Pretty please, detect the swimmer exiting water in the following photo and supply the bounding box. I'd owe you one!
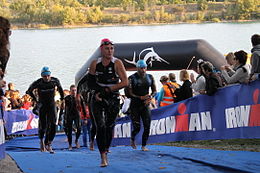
[27,67,64,154]
[86,38,128,167]
[125,60,157,151]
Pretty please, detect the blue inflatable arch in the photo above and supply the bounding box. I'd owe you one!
[75,39,226,88]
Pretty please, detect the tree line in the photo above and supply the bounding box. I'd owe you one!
[0,0,259,28]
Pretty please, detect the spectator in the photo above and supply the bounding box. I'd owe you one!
[221,50,250,84]
[157,75,176,107]
[21,94,32,110]
[175,69,193,102]
[225,52,236,67]
[81,104,91,148]
[190,59,206,96]
[201,61,222,96]
[168,73,180,88]
[9,90,23,109]
[249,34,260,81]
[3,89,11,111]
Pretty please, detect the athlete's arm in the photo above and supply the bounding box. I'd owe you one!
[110,59,128,91]
[55,78,64,100]
[150,75,157,97]
[26,80,39,101]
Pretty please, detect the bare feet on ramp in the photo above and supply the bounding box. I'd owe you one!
[100,153,108,167]
[89,141,94,151]
[46,144,55,154]
[40,141,46,152]
[141,146,149,151]
[76,142,80,149]
[130,139,137,149]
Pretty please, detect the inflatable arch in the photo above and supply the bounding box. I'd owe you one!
[75,39,226,88]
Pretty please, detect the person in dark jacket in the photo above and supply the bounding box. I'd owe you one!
[201,61,222,96]
[249,34,260,81]
[175,69,193,102]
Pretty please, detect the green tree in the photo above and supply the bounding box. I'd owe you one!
[10,0,38,24]
[0,0,11,18]
[233,0,259,20]
[86,6,103,23]
[197,0,208,11]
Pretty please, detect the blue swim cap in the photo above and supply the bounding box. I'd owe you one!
[41,66,51,76]
[136,60,147,68]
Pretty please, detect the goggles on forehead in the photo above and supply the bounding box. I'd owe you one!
[100,41,114,47]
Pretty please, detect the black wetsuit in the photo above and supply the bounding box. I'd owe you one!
[88,57,120,154]
[27,77,64,145]
[64,95,86,146]
[128,72,156,146]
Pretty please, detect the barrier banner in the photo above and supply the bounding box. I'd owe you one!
[3,109,39,136]
[0,100,5,159]
[112,80,260,146]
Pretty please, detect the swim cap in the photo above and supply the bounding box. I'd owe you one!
[100,38,114,47]
[136,60,147,68]
[41,66,51,76]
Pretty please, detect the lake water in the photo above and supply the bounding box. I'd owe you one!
[5,22,260,94]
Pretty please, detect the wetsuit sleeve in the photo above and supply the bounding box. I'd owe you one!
[80,96,87,116]
[55,78,64,100]
[26,80,39,101]
[64,96,70,122]
[150,75,157,97]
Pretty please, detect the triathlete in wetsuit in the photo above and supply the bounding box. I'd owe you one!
[125,60,157,151]
[64,84,86,150]
[26,66,64,153]
[87,38,128,167]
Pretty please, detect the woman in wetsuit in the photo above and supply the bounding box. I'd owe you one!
[87,38,128,167]
[125,60,157,151]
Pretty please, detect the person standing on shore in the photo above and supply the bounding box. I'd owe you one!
[26,66,64,153]
[86,38,128,167]
[249,34,260,81]
[125,60,157,151]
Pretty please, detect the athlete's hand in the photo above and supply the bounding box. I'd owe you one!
[99,87,111,98]
[140,94,151,100]
[144,97,152,106]
[95,93,102,102]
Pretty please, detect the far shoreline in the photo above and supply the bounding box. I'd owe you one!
[11,19,260,30]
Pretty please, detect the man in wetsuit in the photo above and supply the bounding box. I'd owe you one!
[64,84,86,150]
[27,66,64,153]
[125,60,157,151]
[86,38,128,167]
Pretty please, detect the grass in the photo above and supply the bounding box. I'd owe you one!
[156,139,260,152]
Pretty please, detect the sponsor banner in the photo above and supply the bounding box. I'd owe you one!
[3,109,39,135]
[112,80,260,146]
